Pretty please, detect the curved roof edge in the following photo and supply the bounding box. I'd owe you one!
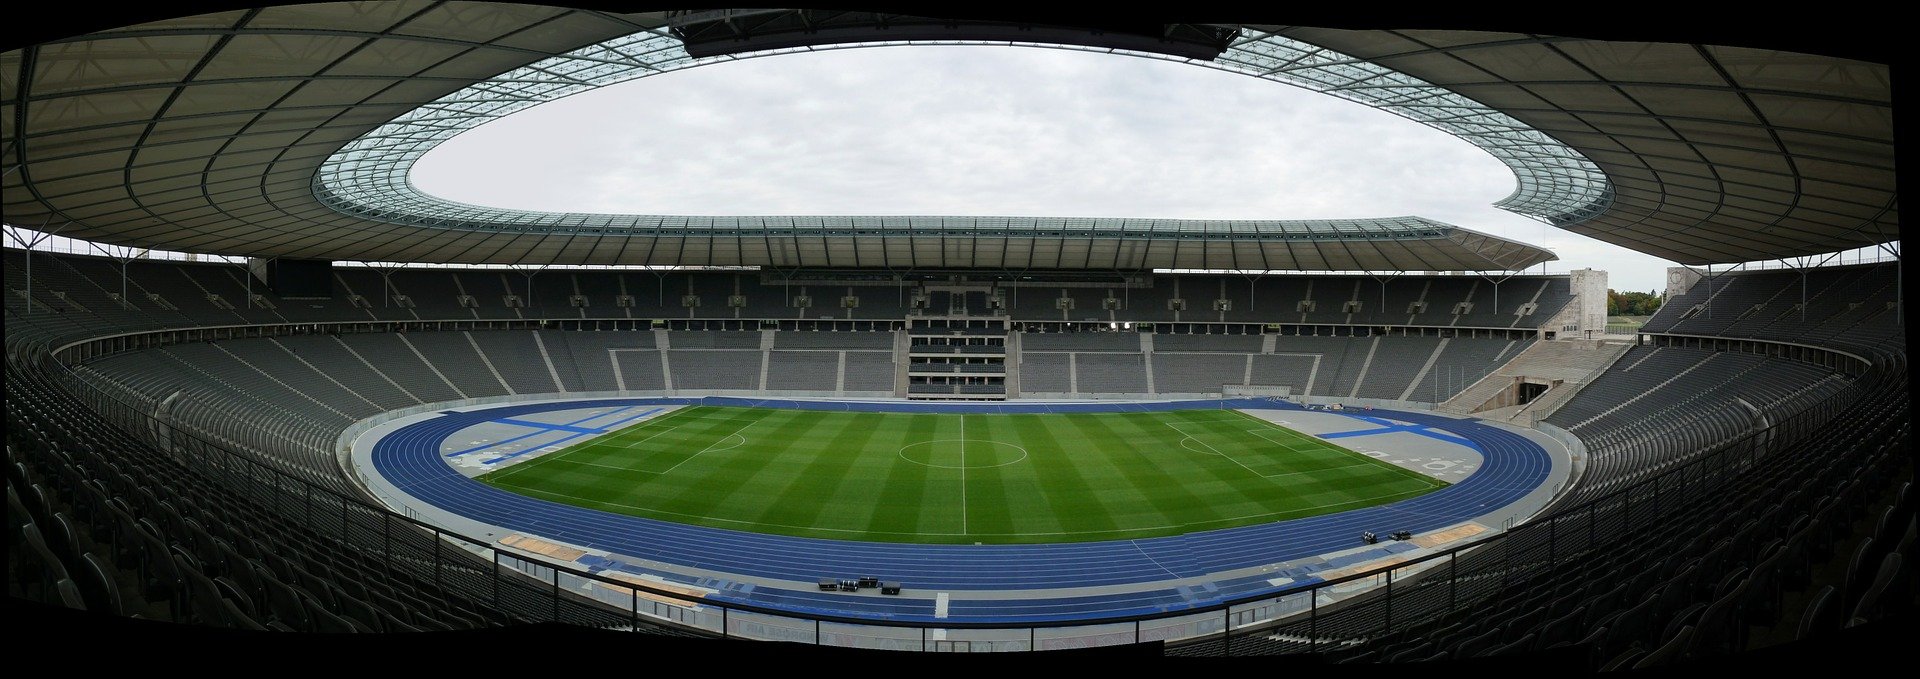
[312,27,1608,250]
[16,5,1882,268]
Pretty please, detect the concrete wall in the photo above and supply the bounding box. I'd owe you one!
[1569,268,1609,338]
[1475,376,1563,412]
[1665,266,1704,299]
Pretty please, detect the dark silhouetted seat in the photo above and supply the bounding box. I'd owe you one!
[1797,586,1842,641]
[261,575,311,630]
[1847,553,1907,626]
[77,552,124,616]
[1454,626,1504,658]
[1634,626,1694,669]
[219,596,270,631]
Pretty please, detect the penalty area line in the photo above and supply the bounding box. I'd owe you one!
[655,416,760,475]
[487,407,694,481]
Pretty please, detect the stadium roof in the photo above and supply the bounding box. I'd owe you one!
[1,5,1895,269]
[1272,27,1898,266]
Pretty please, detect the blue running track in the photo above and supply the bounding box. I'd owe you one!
[370,397,1552,623]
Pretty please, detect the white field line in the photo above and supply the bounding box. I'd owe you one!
[959,413,967,534]
[1242,428,1322,452]
[1255,462,1380,478]
[622,424,683,448]
[489,407,694,480]
[491,409,1443,539]
[1170,417,1399,481]
[537,458,658,473]
[657,416,761,474]
[1237,413,1449,490]
[1164,421,1276,479]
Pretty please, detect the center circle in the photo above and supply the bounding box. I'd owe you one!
[897,439,1029,469]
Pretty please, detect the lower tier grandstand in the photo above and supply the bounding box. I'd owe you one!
[8,253,1910,661]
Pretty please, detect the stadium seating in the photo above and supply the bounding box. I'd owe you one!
[4,250,1908,661]
[4,250,1604,330]
[1642,264,1902,355]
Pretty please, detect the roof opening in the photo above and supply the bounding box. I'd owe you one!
[410,45,1514,220]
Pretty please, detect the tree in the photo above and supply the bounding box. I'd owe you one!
[1606,289,1663,316]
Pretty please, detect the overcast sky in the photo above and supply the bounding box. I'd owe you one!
[414,45,1684,291]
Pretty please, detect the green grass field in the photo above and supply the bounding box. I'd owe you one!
[477,406,1446,544]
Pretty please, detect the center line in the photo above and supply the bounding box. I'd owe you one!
[959,413,967,535]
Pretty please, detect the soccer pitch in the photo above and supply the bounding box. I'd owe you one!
[478,406,1447,544]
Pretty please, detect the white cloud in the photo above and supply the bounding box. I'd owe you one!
[411,45,1681,291]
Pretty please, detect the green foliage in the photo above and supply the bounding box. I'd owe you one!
[1606,289,1665,316]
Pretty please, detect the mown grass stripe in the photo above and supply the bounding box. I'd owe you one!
[478,406,1448,544]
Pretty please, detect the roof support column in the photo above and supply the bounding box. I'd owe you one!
[85,241,144,312]
[511,264,548,309]
[1785,252,1839,324]
[1240,270,1263,323]
[1704,263,1712,319]
[1477,270,1517,316]
[364,262,408,309]
[1369,271,1401,319]
[5,220,68,316]
[1865,219,1902,328]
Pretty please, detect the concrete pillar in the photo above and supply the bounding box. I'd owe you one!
[1569,268,1609,337]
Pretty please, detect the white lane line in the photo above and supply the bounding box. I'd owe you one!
[1130,541,1183,579]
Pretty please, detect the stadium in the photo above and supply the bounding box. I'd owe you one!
[5,3,1910,667]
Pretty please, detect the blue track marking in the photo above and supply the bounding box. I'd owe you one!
[488,418,611,434]
[370,397,1551,624]
[1320,413,1482,450]
[445,430,552,458]
[478,407,664,465]
[1321,424,1431,438]
[446,405,641,457]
